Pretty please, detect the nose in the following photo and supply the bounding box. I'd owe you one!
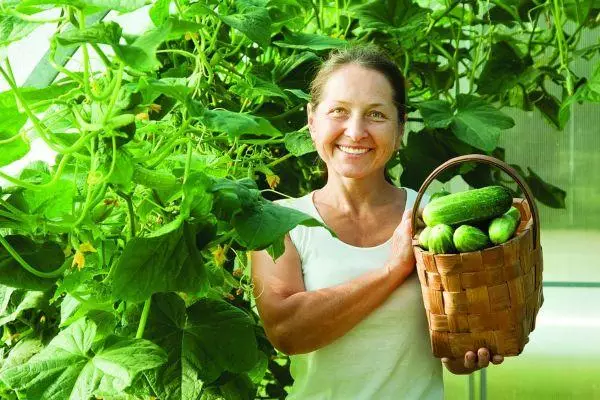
[344,114,369,142]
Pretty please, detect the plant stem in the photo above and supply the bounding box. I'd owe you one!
[136,298,152,339]
[117,191,136,240]
[0,235,69,278]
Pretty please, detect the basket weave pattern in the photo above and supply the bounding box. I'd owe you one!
[410,155,544,359]
[414,199,544,358]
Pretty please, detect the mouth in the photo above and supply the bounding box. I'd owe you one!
[336,145,372,155]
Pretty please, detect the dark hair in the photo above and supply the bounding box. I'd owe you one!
[309,44,406,184]
[309,43,407,122]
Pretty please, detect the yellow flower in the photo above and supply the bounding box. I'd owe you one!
[266,174,280,189]
[72,242,97,271]
[212,245,227,267]
[149,104,162,114]
[135,112,149,121]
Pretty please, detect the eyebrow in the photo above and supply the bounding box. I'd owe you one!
[332,100,386,107]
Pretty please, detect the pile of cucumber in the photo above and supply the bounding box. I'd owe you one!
[418,186,522,254]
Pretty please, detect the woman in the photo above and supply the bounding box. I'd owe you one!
[251,45,503,399]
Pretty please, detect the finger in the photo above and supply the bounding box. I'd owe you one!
[477,348,490,369]
[491,355,504,365]
[464,351,476,369]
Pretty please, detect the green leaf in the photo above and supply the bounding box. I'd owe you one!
[0,338,43,373]
[452,94,515,151]
[143,294,261,398]
[233,198,325,250]
[221,7,272,48]
[21,178,77,220]
[55,21,122,46]
[274,27,347,50]
[230,75,288,101]
[283,129,315,156]
[476,41,531,95]
[199,109,282,138]
[0,132,30,168]
[0,318,166,399]
[0,288,48,327]
[418,95,514,151]
[105,150,134,188]
[272,51,319,82]
[0,15,40,46]
[150,0,171,26]
[110,222,209,302]
[114,21,172,72]
[0,236,65,290]
[417,100,453,128]
[17,0,147,12]
[526,167,566,209]
[142,293,203,400]
[529,90,564,130]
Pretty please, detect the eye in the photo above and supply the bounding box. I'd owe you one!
[369,111,386,119]
[329,108,348,117]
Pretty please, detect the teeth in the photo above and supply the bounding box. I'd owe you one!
[338,145,370,154]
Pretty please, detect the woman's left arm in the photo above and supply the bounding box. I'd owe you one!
[442,348,504,375]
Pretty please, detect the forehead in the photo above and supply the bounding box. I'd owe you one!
[320,63,394,105]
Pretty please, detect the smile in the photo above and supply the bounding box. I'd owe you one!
[337,145,371,155]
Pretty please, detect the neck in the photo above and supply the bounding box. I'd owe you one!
[317,169,398,213]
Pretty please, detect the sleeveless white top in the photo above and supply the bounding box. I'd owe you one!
[273,188,443,400]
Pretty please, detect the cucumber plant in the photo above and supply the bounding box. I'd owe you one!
[0,0,597,398]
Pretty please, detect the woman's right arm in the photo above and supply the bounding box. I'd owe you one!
[250,209,416,355]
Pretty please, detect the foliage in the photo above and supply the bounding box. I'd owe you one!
[0,0,598,398]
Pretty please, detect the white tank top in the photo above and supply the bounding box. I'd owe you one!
[273,188,443,400]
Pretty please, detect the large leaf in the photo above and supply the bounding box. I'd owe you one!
[232,197,325,250]
[0,15,40,46]
[0,288,48,327]
[452,94,515,151]
[0,131,30,168]
[273,27,347,50]
[0,235,65,290]
[143,294,261,399]
[0,318,167,399]
[284,129,316,156]
[221,7,272,48]
[420,95,515,151]
[198,109,282,138]
[114,21,172,72]
[477,41,532,95]
[110,222,209,302]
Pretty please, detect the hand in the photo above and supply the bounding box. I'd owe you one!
[386,208,417,280]
[441,348,504,375]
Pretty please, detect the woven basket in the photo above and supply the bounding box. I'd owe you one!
[410,155,544,359]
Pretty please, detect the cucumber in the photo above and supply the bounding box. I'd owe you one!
[488,206,521,245]
[422,186,512,227]
[418,226,432,250]
[428,224,455,254]
[453,225,490,252]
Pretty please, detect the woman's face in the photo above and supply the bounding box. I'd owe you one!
[307,63,402,181]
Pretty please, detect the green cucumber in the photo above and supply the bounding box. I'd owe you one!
[132,165,179,192]
[419,226,432,250]
[422,185,512,227]
[428,224,455,254]
[488,206,521,245]
[453,225,490,252]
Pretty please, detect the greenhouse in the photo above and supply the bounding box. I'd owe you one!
[0,1,599,399]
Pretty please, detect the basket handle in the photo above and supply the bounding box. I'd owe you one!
[410,154,540,249]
